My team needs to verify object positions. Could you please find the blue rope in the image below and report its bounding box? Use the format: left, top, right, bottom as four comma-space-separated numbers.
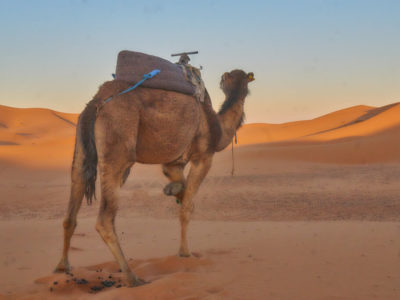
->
105, 69, 161, 103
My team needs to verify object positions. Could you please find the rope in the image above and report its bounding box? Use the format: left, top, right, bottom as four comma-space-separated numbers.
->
231, 131, 237, 176
105, 69, 160, 103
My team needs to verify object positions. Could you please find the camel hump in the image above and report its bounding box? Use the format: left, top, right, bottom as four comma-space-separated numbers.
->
115, 50, 196, 96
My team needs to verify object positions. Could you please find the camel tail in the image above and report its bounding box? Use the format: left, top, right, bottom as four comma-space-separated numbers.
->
78, 100, 99, 205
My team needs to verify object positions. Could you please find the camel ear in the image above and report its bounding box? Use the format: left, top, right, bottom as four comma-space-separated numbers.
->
247, 72, 255, 82
222, 72, 230, 80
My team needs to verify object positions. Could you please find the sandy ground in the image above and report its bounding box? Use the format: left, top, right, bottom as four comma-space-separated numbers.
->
1, 153, 399, 222
0, 103, 400, 299
1, 218, 399, 300
1, 157, 399, 299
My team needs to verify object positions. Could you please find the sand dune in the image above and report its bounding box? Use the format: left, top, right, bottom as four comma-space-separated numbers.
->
0, 105, 77, 140
234, 102, 400, 164
236, 102, 400, 145
0, 102, 399, 168
236, 104, 374, 144
304, 103, 400, 141
0, 105, 78, 168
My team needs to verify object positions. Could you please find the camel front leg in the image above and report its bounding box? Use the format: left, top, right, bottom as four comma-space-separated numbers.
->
179, 154, 213, 257
162, 162, 187, 204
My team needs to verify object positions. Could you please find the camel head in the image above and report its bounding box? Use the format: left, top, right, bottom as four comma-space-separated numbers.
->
220, 69, 255, 96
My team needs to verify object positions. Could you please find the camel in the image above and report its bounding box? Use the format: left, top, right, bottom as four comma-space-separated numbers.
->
54, 69, 255, 286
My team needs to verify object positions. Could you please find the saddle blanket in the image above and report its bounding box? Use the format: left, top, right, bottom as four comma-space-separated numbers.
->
115, 50, 205, 101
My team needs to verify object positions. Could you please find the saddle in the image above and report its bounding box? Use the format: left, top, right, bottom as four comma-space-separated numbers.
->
115, 50, 205, 102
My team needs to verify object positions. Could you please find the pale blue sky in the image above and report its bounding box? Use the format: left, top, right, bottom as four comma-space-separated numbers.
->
0, 0, 399, 123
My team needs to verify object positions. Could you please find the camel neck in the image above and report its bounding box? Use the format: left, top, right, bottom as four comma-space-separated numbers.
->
215, 91, 246, 152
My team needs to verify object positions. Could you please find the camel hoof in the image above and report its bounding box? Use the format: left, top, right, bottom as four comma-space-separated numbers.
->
133, 278, 148, 287
54, 262, 71, 273
127, 275, 148, 287
163, 182, 184, 196
178, 250, 191, 258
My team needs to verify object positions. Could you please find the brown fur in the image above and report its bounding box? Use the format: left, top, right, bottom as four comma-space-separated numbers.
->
94, 80, 132, 102
219, 70, 253, 130
201, 90, 222, 152
55, 69, 254, 287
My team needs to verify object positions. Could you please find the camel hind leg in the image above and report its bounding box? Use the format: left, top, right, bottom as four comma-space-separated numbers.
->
55, 143, 86, 273
94, 110, 143, 286
95, 154, 144, 286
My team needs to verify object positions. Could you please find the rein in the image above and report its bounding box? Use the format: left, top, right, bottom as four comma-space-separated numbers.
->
231, 131, 237, 176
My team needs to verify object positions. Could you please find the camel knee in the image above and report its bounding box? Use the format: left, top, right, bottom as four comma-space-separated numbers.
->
162, 163, 186, 182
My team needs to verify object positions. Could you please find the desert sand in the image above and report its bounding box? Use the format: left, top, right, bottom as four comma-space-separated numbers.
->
0, 103, 399, 299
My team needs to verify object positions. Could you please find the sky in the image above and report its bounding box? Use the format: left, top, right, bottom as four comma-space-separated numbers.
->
0, 0, 399, 123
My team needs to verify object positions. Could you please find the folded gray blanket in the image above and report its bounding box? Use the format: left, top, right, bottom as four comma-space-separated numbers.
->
115, 50, 196, 95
